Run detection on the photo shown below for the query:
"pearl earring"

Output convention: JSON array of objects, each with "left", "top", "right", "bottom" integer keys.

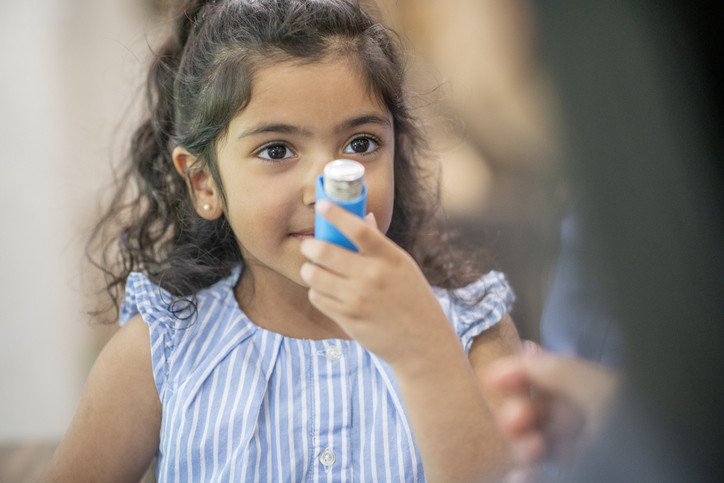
[{"left": 203, "top": 204, "right": 211, "bottom": 211}]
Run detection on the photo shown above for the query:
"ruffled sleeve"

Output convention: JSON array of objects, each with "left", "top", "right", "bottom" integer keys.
[
  {"left": 119, "top": 272, "right": 185, "bottom": 401},
  {"left": 433, "top": 271, "right": 515, "bottom": 354}
]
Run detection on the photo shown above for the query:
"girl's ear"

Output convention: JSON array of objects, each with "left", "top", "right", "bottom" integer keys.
[{"left": 172, "top": 146, "right": 223, "bottom": 220}]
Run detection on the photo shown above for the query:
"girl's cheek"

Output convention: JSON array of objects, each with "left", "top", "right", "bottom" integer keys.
[{"left": 371, "top": 193, "right": 394, "bottom": 234}]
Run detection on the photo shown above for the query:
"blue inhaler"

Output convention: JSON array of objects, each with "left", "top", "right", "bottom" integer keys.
[{"left": 315, "top": 159, "right": 367, "bottom": 251}]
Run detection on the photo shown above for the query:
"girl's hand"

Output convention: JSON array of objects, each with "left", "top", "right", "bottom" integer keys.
[
  {"left": 300, "top": 200, "right": 455, "bottom": 368},
  {"left": 303, "top": 200, "right": 520, "bottom": 480}
]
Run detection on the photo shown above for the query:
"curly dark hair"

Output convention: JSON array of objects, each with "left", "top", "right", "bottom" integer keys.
[{"left": 88, "top": 0, "right": 491, "bottom": 321}]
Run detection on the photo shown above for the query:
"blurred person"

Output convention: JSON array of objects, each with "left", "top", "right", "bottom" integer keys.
[
  {"left": 538, "top": 208, "right": 625, "bottom": 368},
  {"left": 487, "top": 1, "right": 723, "bottom": 481}
]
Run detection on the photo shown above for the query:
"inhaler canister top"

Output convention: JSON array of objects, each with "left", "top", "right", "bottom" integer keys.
[{"left": 323, "top": 159, "right": 365, "bottom": 202}]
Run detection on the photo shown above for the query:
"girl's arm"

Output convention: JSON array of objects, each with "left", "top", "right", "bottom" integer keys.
[
  {"left": 385, "top": 313, "right": 520, "bottom": 482},
  {"left": 44, "top": 315, "right": 161, "bottom": 482},
  {"left": 301, "top": 201, "right": 519, "bottom": 482}
]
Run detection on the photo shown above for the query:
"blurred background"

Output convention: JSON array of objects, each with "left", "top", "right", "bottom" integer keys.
[
  {"left": 0, "top": 0, "right": 563, "bottom": 479},
  {"left": 0, "top": 1, "right": 158, "bottom": 479}
]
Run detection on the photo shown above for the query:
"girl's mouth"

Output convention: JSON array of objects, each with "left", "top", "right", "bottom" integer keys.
[{"left": 290, "top": 230, "right": 314, "bottom": 239}]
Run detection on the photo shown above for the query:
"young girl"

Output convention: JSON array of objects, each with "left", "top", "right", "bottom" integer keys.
[{"left": 47, "top": 0, "right": 520, "bottom": 481}]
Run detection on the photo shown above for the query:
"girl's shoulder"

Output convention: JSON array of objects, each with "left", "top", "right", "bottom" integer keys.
[
  {"left": 118, "top": 267, "right": 247, "bottom": 399},
  {"left": 433, "top": 271, "right": 516, "bottom": 353},
  {"left": 119, "top": 267, "right": 242, "bottom": 328}
]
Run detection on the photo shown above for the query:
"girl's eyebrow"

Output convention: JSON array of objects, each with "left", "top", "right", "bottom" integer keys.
[
  {"left": 337, "top": 114, "right": 392, "bottom": 132},
  {"left": 237, "top": 114, "right": 392, "bottom": 140},
  {"left": 237, "top": 124, "right": 311, "bottom": 140}
]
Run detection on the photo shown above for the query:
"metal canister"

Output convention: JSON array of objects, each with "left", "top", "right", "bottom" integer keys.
[{"left": 323, "top": 159, "right": 365, "bottom": 201}]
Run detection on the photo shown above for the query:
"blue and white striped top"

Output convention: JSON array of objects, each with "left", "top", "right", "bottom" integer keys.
[{"left": 120, "top": 266, "right": 514, "bottom": 482}]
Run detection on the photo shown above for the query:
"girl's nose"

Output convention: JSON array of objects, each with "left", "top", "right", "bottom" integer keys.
[
  {"left": 302, "top": 177, "right": 316, "bottom": 206},
  {"left": 302, "top": 159, "right": 330, "bottom": 206}
]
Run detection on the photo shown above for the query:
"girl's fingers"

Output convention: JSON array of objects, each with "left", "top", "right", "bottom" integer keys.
[
  {"left": 300, "top": 237, "right": 365, "bottom": 276},
  {"left": 315, "top": 200, "right": 385, "bottom": 253},
  {"left": 307, "top": 287, "right": 352, "bottom": 323},
  {"left": 300, "top": 262, "right": 347, "bottom": 300}
]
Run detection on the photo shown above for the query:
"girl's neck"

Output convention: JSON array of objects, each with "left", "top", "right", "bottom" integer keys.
[{"left": 234, "top": 267, "right": 349, "bottom": 340}]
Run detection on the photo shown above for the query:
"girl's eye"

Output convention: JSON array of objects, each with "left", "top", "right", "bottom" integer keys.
[
  {"left": 258, "top": 143, "right": 294, "bottom": 160},
  {"left": 344, "top": 136, "right": 379, "bottom": 154}
]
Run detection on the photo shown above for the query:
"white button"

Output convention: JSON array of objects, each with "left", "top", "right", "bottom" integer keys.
[
  {"left": 319, "top": 448, "right": 336, "bottom": 466},
  {"left": 325, "top": 346, "right": 342, "bottom": 361}
]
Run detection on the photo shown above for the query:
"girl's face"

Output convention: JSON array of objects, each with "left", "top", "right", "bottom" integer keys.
[{"left": 213, "top": 56, "right": 395, "bottom": 290}]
